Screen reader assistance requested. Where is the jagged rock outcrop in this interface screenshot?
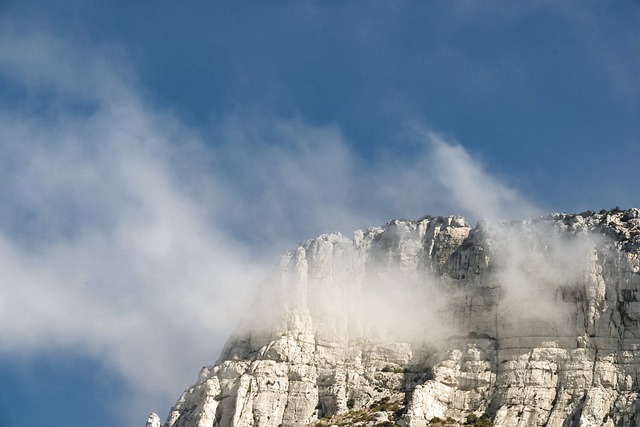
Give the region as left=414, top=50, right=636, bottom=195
left=147, top=413, right=162, bottom=427
left=154, top=208, right=640, bottom=427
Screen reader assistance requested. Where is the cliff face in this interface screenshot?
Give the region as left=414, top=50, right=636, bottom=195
left=152, top=209, right=640, bottom=427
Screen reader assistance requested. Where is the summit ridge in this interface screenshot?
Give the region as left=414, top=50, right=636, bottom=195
left=150, top=208, right=640, bottom=427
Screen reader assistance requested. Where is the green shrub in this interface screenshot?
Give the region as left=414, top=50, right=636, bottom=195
left=346, top=398, right=355, bottom=409
left=466, top=412, right=493, bottom=427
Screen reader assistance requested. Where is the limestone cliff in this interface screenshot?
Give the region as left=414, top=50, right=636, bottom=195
left=152, top=208, right=640, bottom=427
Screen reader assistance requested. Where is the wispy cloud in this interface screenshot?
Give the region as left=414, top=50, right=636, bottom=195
left=0, top=30, right=270, bottom=424
left=0, top=29, right=540, bottom=424
left=427, top=132, right=541, bottom=222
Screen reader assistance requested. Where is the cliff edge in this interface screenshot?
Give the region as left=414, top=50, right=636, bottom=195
left=150, top=208, right=640, bottom=427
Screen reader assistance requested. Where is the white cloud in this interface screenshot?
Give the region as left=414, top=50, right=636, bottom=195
left=0, top=29, right=540, bottom=425
left=427, top=132, right=541, bottom=222
left=0, top=31, right=269, bottom=425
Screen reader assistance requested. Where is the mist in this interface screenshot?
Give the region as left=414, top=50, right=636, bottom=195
left=0, top=28, right=585, bottom=424
left=486, top=218, right=602, bottom=339
left=235, top=213, right=602, bottom=361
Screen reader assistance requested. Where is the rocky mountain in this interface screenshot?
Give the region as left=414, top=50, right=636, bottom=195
left=148, top=208, right=640, bottom=427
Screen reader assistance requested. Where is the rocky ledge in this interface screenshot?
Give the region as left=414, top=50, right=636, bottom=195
left=149, top=208, right=640, bottom=427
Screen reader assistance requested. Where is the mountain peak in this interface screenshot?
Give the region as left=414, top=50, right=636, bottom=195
left=153, top=209, right=640, bottom=427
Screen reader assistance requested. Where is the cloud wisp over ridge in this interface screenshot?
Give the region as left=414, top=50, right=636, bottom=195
left=0, top=30, right=542, bottom=424
left=428, top=132, right=541, bottom=222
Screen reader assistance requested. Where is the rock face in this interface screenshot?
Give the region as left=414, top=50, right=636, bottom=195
left=156, top=208, right=640, bottom=427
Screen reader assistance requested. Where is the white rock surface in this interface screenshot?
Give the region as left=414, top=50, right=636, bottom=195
left=146, top=413, right=161, bottom=427
left=150, top=209, right=640, bottom=427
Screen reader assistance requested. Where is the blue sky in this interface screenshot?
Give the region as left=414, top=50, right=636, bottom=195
left=0, top=1, right=638, bottom=426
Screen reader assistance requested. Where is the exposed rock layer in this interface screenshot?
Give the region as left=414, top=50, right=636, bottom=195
left=155, top=209, right=640, bottom=427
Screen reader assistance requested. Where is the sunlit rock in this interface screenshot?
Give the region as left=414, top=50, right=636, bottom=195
left=153, top=208, right=640, bottom=427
